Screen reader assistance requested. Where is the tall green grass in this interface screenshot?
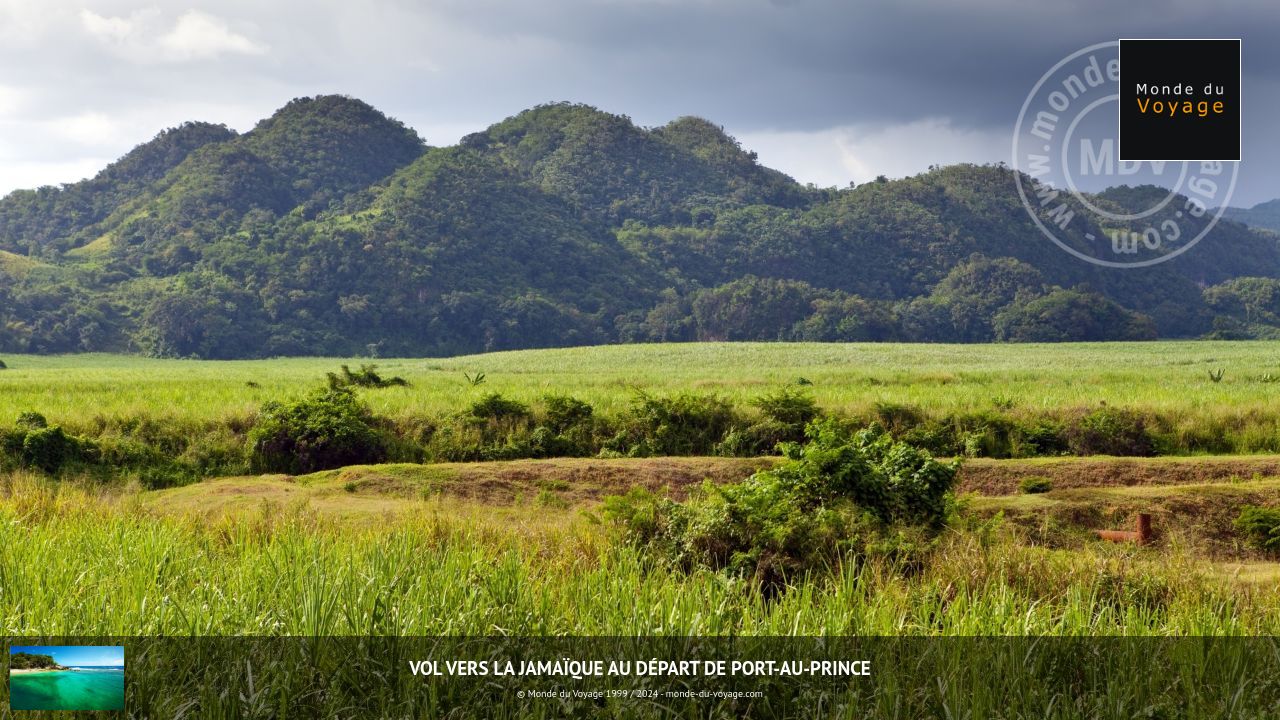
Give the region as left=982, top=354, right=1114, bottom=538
left=2, top=341, right=1280, bottom=425
left=2, top=474, right=1276, bottom=638
left=6, top=343, right=1280, bottom=465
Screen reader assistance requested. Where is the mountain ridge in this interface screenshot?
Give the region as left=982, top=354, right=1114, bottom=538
left=1222, top=198, right=1280, bottom=234
left=2, top=95, right=1278, bottom=357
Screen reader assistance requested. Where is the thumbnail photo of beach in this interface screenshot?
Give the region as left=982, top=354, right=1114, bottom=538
left=8, top=645, right=125, bottom=712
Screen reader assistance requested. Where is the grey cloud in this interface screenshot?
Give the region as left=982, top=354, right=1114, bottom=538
left=0, top=0, right=1275, bottom=203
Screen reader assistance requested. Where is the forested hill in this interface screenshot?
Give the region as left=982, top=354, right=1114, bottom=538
left=1223, top=199, right=1280, bottom=234
left=2, top=95, right=1280, bottom=358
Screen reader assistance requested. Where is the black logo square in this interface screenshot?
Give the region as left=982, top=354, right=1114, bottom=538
left=1119, top=39, right=1240, bottom=161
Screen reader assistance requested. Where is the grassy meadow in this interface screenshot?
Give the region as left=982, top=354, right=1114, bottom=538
left=2, top=471, right=1278, bottom=638
left=4, top=341, right=1280, bottom=428
left=7, top=467, right=1278, bottom=717
left=2, top=342, right=1279, bottom=646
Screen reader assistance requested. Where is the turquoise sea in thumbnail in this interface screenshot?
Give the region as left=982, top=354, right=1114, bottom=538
left=9, top=666, right=126, bottom=711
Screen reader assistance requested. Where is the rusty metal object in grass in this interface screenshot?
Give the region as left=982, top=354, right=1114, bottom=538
left=1097, top=513, right=1153, bottom=545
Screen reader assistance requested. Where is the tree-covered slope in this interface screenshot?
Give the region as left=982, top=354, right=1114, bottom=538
left=87, top=95, right=425, bottom=274
left=465, top=103, right=815, bottom=225
left=180, top=147, right=664, bottom=356
left=1222, top=199, right=1280, bottom=234
left=0, top=122, right=236, bottom=255
left=2, top=96, right=1279, bottom=357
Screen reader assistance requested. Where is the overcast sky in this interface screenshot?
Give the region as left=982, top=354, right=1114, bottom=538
left=1, top=0, right=1277, bottom=206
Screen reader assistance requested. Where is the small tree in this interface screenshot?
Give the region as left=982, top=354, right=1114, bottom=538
left=1235, top=506, right=1280, bottom=555
left=605, top=420, right=959, bottom=592
left=249, top=389, right=389, bottom=474
left=326, top=364, right=408, bottom=389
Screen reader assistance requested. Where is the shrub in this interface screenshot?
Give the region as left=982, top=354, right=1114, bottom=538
left=536, top=488, right=570, bottom=509
left=608, top=392, right=739, bottom=457
left=991, top=395, right=1016, bottom=410
left=718, top=387, right=822, bottom=455
left=716, top=419, right=796, bottom=457
left=2, top=412, right=97, bottom=475
left=520, top=426, right=577, bottom=459
left=0, top=428, right=24, bottom=465
left=1234, top=506, right=1280, bottom=555
left=752, top=387, right=819, bottom=427
left=1019, top=476, right=1053, bottom=494
left=468, top=393, right=531, bottom=422
left=900, top=421, right=960, bottom=456
left=0, top=359, right=7, bottom=369
left=326, top=364, right=408, bottom=390
left=872, top=401, right=925, bottom=434
left=21, top=425, right=94, bottom=474
left=952, top=412, right=1018, bottom=458
left=1017, top=418, right=1068, bottom=456
left=1064, top=406, right=1155, bottom=456
left=604, top=420, right=959, bottom=592
left=16, top=411, right=47, bottom=430
left=249, top=389, right=389, bottom=474
left=134, top=464, right=201, bottom=490
left=421, top=394, right=539, bottom=462
left=542, top=395, right=594, bottom=434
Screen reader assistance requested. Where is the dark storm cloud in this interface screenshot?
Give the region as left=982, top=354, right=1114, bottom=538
left=406, top=0, right=1280, bottom=130
left=0, top=0, right=1276, bottom=203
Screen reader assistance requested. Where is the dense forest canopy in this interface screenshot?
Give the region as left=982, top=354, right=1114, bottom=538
left=1223, top=199, right=1280, bottom=234
left=9, top=652, right=61, bottom=670
left=2, top=95, right=1279, bottom=358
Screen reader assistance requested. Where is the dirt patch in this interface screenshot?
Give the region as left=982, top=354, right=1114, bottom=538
left=211, top=481, right=297, bottom=496
left=292, top=457, right=780, bottom=506
left=972, top=479, right=1280, bottom=561
left=959, top=456, right=1280, bottom=495
left=432, top=456, right=779, bottom=505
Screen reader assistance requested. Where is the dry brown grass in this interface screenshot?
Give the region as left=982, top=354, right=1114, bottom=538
left=969, top=477, right=1280, bottom=561
left=140, top=456, right=778, bottom=522
left=958, top=455, right=1280, bottom=494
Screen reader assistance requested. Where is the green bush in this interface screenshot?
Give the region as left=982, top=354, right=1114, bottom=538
left=952, top=411, right=1018, bottom=458
left=133, top=464, right=202, bottom=490
left=542, top=395, right=593, bottom=433
left=1234, top=506, right=1280, bottom=555
left=16, top=411, right=47, bottom=430
left=468, top=393, right=531, bottom=422
left=249, top=389, right=390, bottom=474
left=0, top=427, right=23, bottom=465
left=426, top=395, right=600, bottom=462
left=900, top=421, right=960, bottom=456
left=607, top=391, right=740, bottom=457
left=752, top=387, right=819, bottom=428
left=21, top=425, right=94, bottom=474
left=1017, top=418, right=1068, bottom=456
left=2, top=412, right=98, bottom=475
left=492, top=425, right=579, bottom=461
left=326, top=364, right=408, bottom=390
left=872, top=401, right=925, bottom=433
left=718, top=387, right=821, bottom=455
left=604, top=420, right=959, bottom=592
left=536, top=488, right=570, bottom=509
left=1019, top=476, right=1053, bottom=494
left=716, top=419, right=796, bottom=457
left=1065, top=406, right=1155, bottom=456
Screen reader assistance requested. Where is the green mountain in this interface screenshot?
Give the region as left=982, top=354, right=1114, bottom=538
left=2, top=96, right=1279, bottom=357
left=0, top=121, right=236, bottom=255
left=1222, top=199, right=1280, bottom=234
